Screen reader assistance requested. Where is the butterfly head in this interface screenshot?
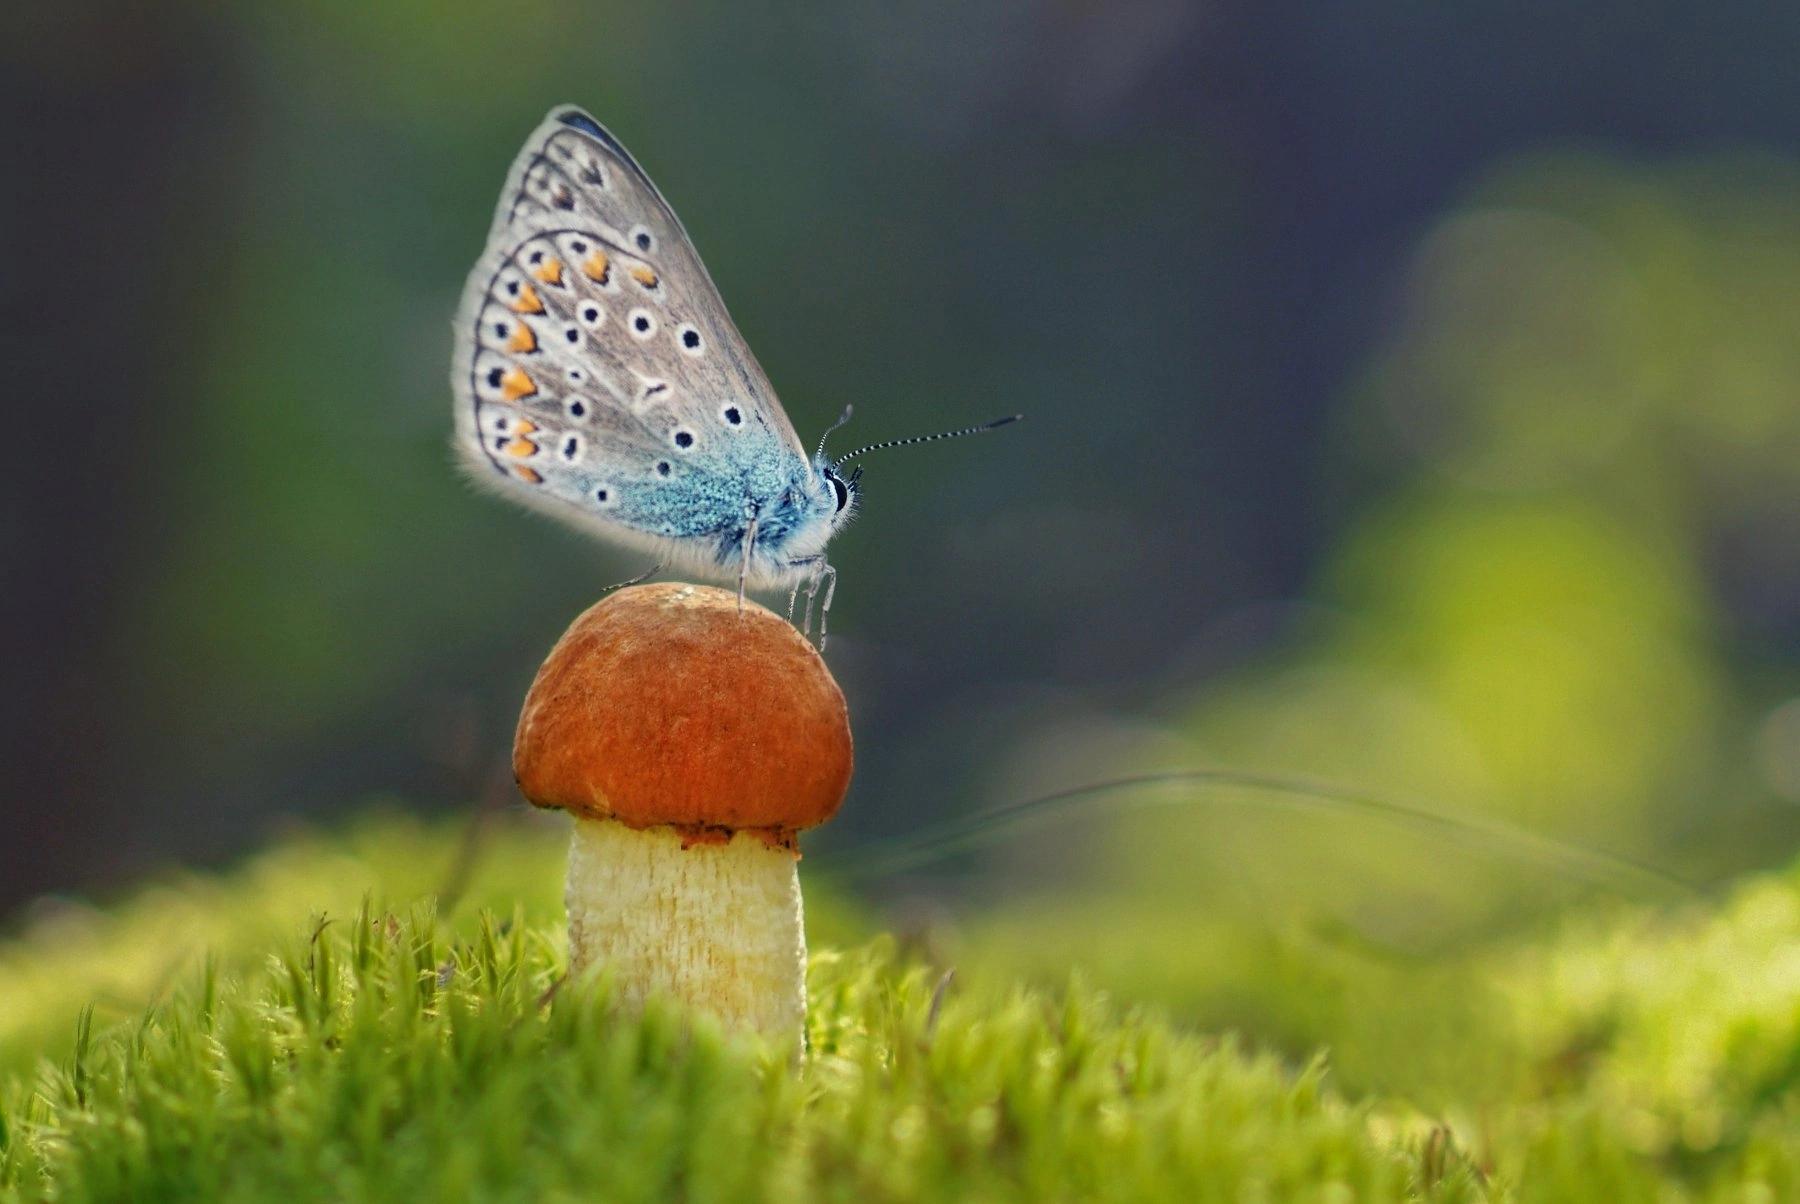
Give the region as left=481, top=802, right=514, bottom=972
left=819, top=463, right=862, bottom=532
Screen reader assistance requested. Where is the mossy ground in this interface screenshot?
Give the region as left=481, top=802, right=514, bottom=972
left=1, top=813, right=1796, bottom=1201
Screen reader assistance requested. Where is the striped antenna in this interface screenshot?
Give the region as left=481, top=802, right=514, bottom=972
left=833, top=414, right=1022, bottom=468
left=815, top=404, right=855, bottom=461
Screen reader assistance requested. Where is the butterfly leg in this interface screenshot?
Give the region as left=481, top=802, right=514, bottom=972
left=737, top=515, right=759, bottom=615
left=785, top=554, right=824, bottom=623
left=816, top=562, right=839, bottom=649
left=800, top=559, right=837, bottom=641
left=801, top=571, right=819, bottom=636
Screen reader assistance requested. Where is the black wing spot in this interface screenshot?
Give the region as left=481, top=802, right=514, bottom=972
left=722, top=406, right=742, bottom=426
left=673, top=429, right=694, bottom=449
left=486, top=367, right=504, bottom=388
left=595, top=487, right=610, bottom=503
left=568, top=399, right=586, bottom=418
left=636, top=231, right=653, bottom=251
left=564, top=327, right=580, bottom=344
left=656, top=461, right=672, bottom=477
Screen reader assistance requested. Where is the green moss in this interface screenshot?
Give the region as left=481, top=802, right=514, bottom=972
left=0, top=902, right=1469, bottom=1202
left=959, top=862, right=1800, bottom=1201
left=6, top=815, right=1800, bottom=1200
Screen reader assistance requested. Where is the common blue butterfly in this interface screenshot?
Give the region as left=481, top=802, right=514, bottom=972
left=453, top=107, right=1015, bottom=636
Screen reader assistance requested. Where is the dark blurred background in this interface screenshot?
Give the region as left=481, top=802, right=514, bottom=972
left=4, top=2, right=1798, bottom=921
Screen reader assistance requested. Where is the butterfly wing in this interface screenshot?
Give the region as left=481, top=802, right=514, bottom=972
left=451, top=106, right=809, bottom=557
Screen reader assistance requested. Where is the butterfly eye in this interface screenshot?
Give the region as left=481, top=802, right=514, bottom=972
left=825, top=471, right=850, bottom=513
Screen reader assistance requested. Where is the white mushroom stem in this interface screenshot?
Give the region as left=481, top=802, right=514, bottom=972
left=564, top=817, right=807, bottom=1041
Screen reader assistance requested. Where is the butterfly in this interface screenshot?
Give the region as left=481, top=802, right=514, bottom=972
left=453, top=106, right=1016, bottom=636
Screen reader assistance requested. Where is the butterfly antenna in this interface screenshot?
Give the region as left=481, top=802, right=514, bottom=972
left=833, top=414, right=1022, bottom=468
left=815, top=405, right=855, bottom=461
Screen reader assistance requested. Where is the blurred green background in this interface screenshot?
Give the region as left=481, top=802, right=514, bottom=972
left=4, top=0, right=1798, bottom=1008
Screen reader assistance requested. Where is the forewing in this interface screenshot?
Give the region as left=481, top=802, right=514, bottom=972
left=452, top=107, right=806, bottom=541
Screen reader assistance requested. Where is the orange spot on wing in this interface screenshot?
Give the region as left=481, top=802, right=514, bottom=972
left=629, top=265, right=658, bottom=289
left=503, top=437, right=539, bottom=458
left=533, top=258, right=564, bottom=286
left=582, top=251, right=611, bottom=284
left=500, top=367, right=537, bottom=401
left=509, top=282, right=546, bottom=314
left=513, top=419, right=538, bottom=435
left=513, top=465, right=543, bottom=484
left=506, top=321, right=538, bottom=353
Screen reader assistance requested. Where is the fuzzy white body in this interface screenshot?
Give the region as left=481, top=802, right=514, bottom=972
left=565, top=818, right=807, bottom=1041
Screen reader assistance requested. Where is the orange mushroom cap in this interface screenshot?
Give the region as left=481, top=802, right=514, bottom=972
left=514, top=583, right=853, bottom=846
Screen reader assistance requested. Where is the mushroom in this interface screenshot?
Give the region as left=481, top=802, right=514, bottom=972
left=513, top=582, right=853, bottom=1041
